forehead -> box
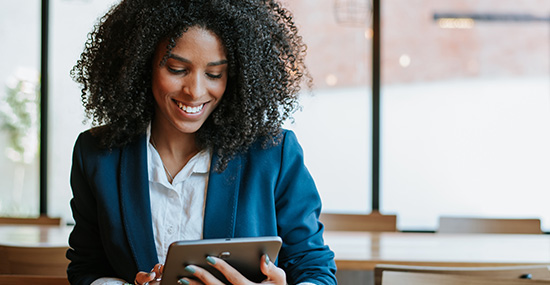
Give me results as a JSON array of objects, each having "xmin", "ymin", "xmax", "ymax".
[{"xmin": 156, "ymin": 27, "xmax": 226, "ymax": 61}]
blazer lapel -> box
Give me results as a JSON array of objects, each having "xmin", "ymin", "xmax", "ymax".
[
  {"xmin": 203, "ymin": 153, "xmax": 242, "ymax": 239},
  {"xmin": 119, "ymin": 134, "xmax": 159, "ymax": 270}
]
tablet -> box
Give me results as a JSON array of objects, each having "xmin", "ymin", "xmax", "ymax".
[{"xmin": 160, "ymin": 236, "xmax": 282, "ymax": 285}]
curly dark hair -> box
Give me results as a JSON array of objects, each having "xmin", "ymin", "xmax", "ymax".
[{"xmin": 71, "ymin": 0, "xmax": 310, "ymax": 171}]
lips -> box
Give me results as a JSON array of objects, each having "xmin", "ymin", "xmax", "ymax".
[{"xmin": 173, "ymin": 100, "xmax": 205, "ymax": 114}]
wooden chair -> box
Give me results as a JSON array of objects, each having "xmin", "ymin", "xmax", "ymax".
[
  {"xmin": 375, "ymin": 264, "xmax": 550, "ymax": 285},
  {"xmin": 319, "ymin": 211, "xmax": 397, "ymax": 232},
  {"xmin": 0, "ymin": 275, "xmax": 69, "ymax": 285},
  {"xmin": 438, "ymin": 216, "xmax": 542, "ymax": 234},
  {"xmin": 0, "ymin": 244, "xmax": 69, "ymax": 276},
  {"xmin": 382, "ymin": 271, "xmax": 550, "ymax": 285},
  {"xmin": 0, "ymin": 215, "xmax": 62, "ymax": 226}
]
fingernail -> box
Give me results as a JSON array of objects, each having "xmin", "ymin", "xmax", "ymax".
[
  {"xmin": 264, "ymin": 254, "xmax": 270, "ymax": 265},
  {"xmin": 184, "ymin": 265, "xmax": 195, "ymax": 274},
  {"xmin": 178, "ymin": 278, "xmax": 190, "ymax": 285},
  {"xmin": 206, "ymin": 256, "xmax": 216, "ymax": 265}
]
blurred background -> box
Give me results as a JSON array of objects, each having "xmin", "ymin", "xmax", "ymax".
[{"xmin": 0, "ymin": 0, "xmax": 549, "ymax": 231}]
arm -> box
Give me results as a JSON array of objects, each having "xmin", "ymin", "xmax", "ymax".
[
  {"xmin": 66, "ymin": 133, "xmax": 119, "ymax": 284},
  {"xmin": 274, "ymin": 130, "xmax": 337, "ymax": 285}
]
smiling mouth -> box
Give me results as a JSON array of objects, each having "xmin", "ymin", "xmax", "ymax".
[{"xmin": 174, "ymin": 100, "xmax": 205, "ymax": 114}]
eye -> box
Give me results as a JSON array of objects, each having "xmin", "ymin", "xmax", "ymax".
[
  {"xmin": 167, "ymin": 66, "xmax": 187, "ymax": 74},
  {"xmin": 206, "ymin": 73, "xmax": 223, "ymax": 79}
]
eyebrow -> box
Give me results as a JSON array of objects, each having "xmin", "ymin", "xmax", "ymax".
[{"xmin": 167, "ymin": 54, "xmax": 228, "ymax": 66}]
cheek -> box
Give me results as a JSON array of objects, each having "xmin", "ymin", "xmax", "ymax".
[
  {"xmin": 211, "ymin": 80, "xmax": 227, "ymax": 99},
  {"xmin": 153, "ymin": 73, "xmax": 179, "ymax": 96}
]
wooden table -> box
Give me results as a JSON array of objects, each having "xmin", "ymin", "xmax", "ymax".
[
  {"xmin": 0, "ymin": 225, "xmax": 73, "ymax": 276},
  {"xmin": 0, "ymin": 225, "xmax": 72, "ymax": 247},
  {"xmin": 1, "ymin": 226, "xmax": 549, "ymax": 272},
  {"xmin": 323, "ymin": 231, "xmax": 550, "ymax": 270}
]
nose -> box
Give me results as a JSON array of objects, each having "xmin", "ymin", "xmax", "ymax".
[{"xmin": 182, "ymin": 72, "xmax": 206, "ymax": 100}]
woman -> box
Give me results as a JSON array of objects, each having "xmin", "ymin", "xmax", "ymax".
[{"xmin": 67, "ymin": 0, "xmax": 337, "ymax": 284}]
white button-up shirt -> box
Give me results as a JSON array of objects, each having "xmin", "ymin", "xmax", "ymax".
[{"xmin": 146, "ymin": 125, "xmax": 211, "ymax": 263}]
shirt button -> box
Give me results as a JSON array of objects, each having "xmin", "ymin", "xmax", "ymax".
[{"xmin": 167, "ymin": 226, "xmax": 174, "ymax": 234}]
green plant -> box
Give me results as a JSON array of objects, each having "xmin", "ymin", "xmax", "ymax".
[{"xmin": 0, "ymin": 67, "xmax": 40, "ymax": 164}]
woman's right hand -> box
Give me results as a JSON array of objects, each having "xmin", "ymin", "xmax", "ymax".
[{"xmin": 134, "ymin": 264, "xmax": 164, "ymax": 285}]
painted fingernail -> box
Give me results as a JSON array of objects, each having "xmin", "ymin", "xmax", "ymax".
[
  {"xmin": 184, "ymin": 265, "xmax": 195, "ymax": 274},
  {"xmin": 178, "ymin": 278, "xmax": 190, "ymax": 285},
  {"xmin": 206, "ymin": 256, "xmax": 216, "ymax": 265},
  {"xmin": 264, "ymin": 254, "xmax": 270, "ymax": 265}
]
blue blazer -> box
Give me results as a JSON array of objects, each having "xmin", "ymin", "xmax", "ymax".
[{"xmin": 66, "ymin": 129, "xmax": 337, "ymax": 284}]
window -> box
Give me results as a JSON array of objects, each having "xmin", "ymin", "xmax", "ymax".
[
  {"xmin": 48, "ymin": 0, "xmax": 119, "ymax": 222},
  {"xmin": 0, "ymin": 1, "xmax": 41, "ymax": 217},
  {"xmin": 380, "ymin": 0, "xmax": 550, "ymax": 231},
  {"xmin": 7, "ymin": 0, "xmax": 548, "ymax": 232},
  {"xmin": 284, "ymin": 0, "xmax": 373, "ymax": 214}
]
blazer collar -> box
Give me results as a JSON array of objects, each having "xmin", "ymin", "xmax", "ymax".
[
  {"xmin": 119, "ymin": 134, "xmax": 159, "ymax": 270},
  {"xmin": 118, "ymin": 137, "xmax": 242, "ymax": 268},
  {"xmin": 203, "ymin": 152, "xmax": 242, "ymax": 239}
]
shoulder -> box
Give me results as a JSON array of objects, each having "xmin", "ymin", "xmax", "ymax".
[
  {"xmin": 76, "ymin": 125, "xmax": 145, "ymax": 148},
  {"xmin": 73, "ymin": 126, "xmax": 145, "ymax": 159},
  {"xmin": 246, "ymin": 129, "xmax": 302, "ymax": 157},
  {"xmin": 234, "ymin": 129, "xmax": 305, "ymax": 173},
  {"xmin": 73, "ymin": 128, "xmax": 103, "ymax": 154}
]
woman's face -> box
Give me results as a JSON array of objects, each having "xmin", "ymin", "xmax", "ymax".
[{"xmin": 151, "ymin": 27, "xmax": 228, "ymax": 135}]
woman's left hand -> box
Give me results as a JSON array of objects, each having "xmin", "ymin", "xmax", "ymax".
[{"xmin": 179, "ymin": 254, "xmax": 286, "ymax": 285}]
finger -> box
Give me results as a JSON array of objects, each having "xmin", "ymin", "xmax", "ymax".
[
  {"xmin": 260, "ymin": 254, "xmax": 286, "ymax": 284},
  {"xmin": 151, "ymin": 263, "xmax": 163, "ymax": 281},
  {"xmin": 176, "ymin": 277, "xmax": 202, "ymax": 285},
  {"xmin": 183, "ymin": 264, "xmax": 225, "ymax": 285},
  {"xmin": 206, "ymin": 256, "xmax": 250, "ymax": 285},
  {"xmin": 135, "ymin": 271, "xmax": 156, "ymax": 285}
]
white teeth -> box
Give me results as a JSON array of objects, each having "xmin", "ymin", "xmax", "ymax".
[{"xmin": 177, "ymin": 102, "xmax": 204, "ymax": 114}]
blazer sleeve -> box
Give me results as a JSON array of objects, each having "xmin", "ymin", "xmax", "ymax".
[
  {"xmin": 274, "ymin": 131, "xmax": 337, "ymax": 285},
  {"xmin": 66, "ymin": 132, "xmax": 118, "ymax": 284}
]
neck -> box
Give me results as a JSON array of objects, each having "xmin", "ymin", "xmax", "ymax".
[{"xmin": 150, "ymin": 118, "xmax": 200, "ymax": 175}]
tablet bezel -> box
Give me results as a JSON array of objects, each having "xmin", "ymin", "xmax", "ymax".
[{"xmin": 160, "ymin": 236, "xmax": 282, "ymax": 285}]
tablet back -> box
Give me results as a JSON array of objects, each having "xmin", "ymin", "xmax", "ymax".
[{"xmin": 161, "ymin": 236, "xmax": 282, "ymax": 285}]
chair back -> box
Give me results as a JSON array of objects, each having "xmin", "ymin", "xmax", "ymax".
[
  {"xmin": 0, "ymin": 244, "xmax": 69, "ymax": 276},
  {"xmin": 319, "ymin": 211, "xmax": 397, "ymax": 232},
  {"xmin": 0, "ymin": 275, "xmax": 69, "ymax": 285},
  {"xmin": 0, "ymin": 215, "xmax": 62, "ymax": 226},
  {"xmin": 375, "ymin": 264, "xmax": 550, "ymax": 285},
  {"xmin": 382, "ymin": 271, "xmax": 550, "ymax": 285},
  {"xmin": 438, "ymin": 216, "xmax": 542, "ymax": 234}
]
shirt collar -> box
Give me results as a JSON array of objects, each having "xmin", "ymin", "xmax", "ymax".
[{"xmin": 146, "ymin": 124, "xmax": 211, "ymax": 186}]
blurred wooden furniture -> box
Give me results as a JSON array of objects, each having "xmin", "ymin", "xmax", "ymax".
[
  {"xmin": 322, "ymin": 231, "xmax": 550, "ymax": 270},
  {"xmin": 374, "ymin": 264, "xmax": 550, "ymax": 285},
  {"xmin": 319, "ymin": 211, "xmax": 397, "ymax": 232},
  {"xmin": 2, "ymin": 224, "xmax": 550, "ymax": 276},
  {"xmin": 0, "ymin": 244, "xmax": 69, "ymax": 276},
  {"xmin": 438, "ymin": 216, "xmax": 542, "ymax": 234},
  {"xmin": 0, "ymin": 225, "xmax": 72, "ymax": 246},
  {"xmin": 0, "ymin": 225, "xmax": 71, "ymax": 280},
  {"xmin": 382, "ymin": 271, "xmax": 550, "ymax": 285},
  {"xmin": 0, "ymin": 215, "xmax": 62, "ymax": 226},
  {"xmin": 0, "ymin": 274, "xmax": 69, "ymax": 285}
]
